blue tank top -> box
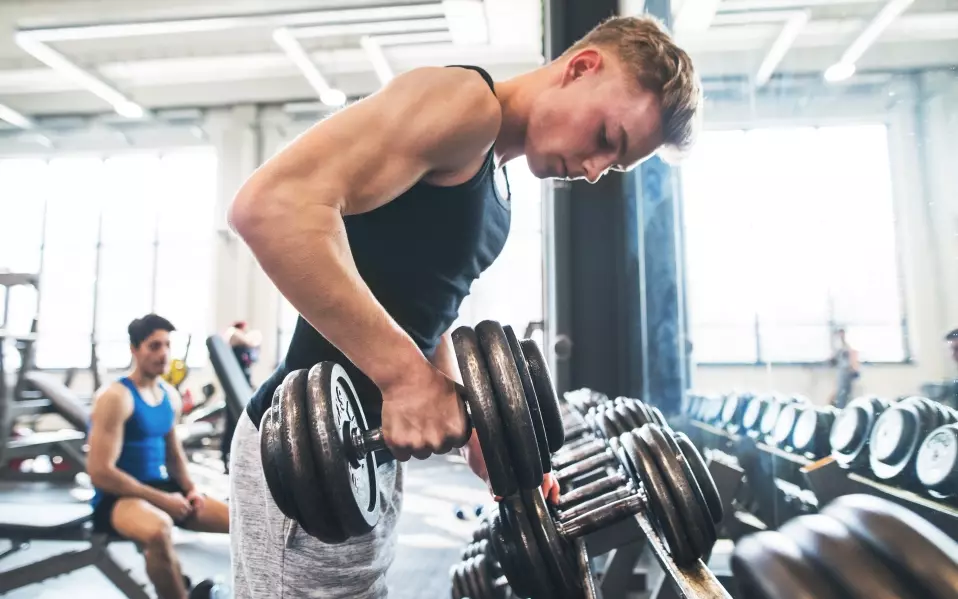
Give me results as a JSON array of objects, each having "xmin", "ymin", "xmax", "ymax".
[
  {"xmin": 246, "ymin": 64, "xmax": 511, "ymax": 434},
  {"xmin": 91, "ymin": 378, "xmax": 174, "ymax": 507}
]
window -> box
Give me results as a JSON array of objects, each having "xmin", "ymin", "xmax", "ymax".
[
  {"xmin": 0, "ymin": 148, "xmax": 217, "ymax": 370},
  {"xmin": 682, "ymin": 125, "xmax": 906, "ymax": 364}
]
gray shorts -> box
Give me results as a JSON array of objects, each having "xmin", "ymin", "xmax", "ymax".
[{"xmin": 229, "ymin": 411, "xmax": 405, "ymax": 598}]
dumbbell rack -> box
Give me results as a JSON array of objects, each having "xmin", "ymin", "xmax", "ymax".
[
  {"xmin": 803, "ymin": 458, "xmax": 958, "ymax": 540},
  {"xmin": 561, "ymin": 424, "xmax": 732, "ymax": 598},
  {"xmin": 684, "ymin": 417, "xmax": 958, "ymax": 543}
]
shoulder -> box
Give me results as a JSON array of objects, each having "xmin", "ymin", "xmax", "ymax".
[
  {"xmin": 385, "ymin": 66, "xmax": 502, "ymax": 163},
  {"xmin": 91, "ymin": 381, "xmax": 134, "ymax": 419},
  {"xmin": 159, "ymin": 380, "xmax": 182, "ymax": 410}
]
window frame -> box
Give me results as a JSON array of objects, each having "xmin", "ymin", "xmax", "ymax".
[
  {"xmin": 682, "ymin": 116, "xmax": 912, "ymax": 367},
  {"xmin": 0, "ymin": 146, "xmax": 217, "ymax": 371}
]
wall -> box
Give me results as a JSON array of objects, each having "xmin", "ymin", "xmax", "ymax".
[{"xmin": 689, "ymin": 72, "xmax": 958, "ymax": 403}]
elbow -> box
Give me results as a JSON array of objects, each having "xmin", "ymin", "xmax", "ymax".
[
  {"xmin": 87, "ymin": 464, "xmax": 111, "ymax": 489},
  {"xmin": 228, "ymin": 181, "xmax": 268, "ymax": 245}
]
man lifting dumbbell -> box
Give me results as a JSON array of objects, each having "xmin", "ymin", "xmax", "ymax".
[
  {"xmin": 87, "ymin": 315, "xmax": 229, "ymax": 599},
  {"xmin": 227, "ymin": 15, "xmax": 701, "ymax": 599}
]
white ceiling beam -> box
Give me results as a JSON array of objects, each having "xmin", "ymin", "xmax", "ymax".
[
  {"xmin": 754, "ymin": 11, "xmax": 810, "ymax": 87},
  {"xmin": 0, "ymin": 103, "xmax": 35, "ymax": 129},
  {"xmin": 825, "ymin": 0, "xmax": 916, "ymax": 81},
  {"xmin": 272, "ymin": 27, "xmax": 346, "ymax": 107},
  {"xmin": 371, "ymin": 31, "xmax": 454, "ymax": 46},
  {"xmin": 290, "ymin": 18, "xmax": 447, "ymax": 38},
  {"xmin": 360, "ymin": 37, "xmax": 393, "ymax": 87},
  {"xmin": 18, "ymin": 4, "xmax": 447, "ymax": 42},
  {"xmin": 720, "ymin": 0, "xmax": 879, "ymax": 11},
  {"xmin": 673, "ymin": 0, "xmax": 723, "ymax": 32},
  {"xmin": 14, "ymin": 33, "xmax": 144, "ymax": 118}
]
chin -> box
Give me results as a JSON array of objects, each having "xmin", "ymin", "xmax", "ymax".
[{"xmin": 526, "ymin": 154, "xmax": 550, "ymax": 179}]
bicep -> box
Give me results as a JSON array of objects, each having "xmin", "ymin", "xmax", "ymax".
[
  {"xmin": 87, "ymin": 392, "xmax": 128, "ymax": 470},
  {"xmin": 234, "ymin": 68, "xmax": 500, "ymax": 219}
]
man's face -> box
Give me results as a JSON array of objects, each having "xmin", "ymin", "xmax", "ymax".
[
  {"xmin": 525, "ymin": 49, "xmax": 665, "ymax": 182},
  {"xmin": 132, "ymin": 330, "xmax": 171, "ymax": 378}
]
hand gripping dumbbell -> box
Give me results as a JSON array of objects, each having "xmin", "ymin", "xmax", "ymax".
[
  {"xmin": 732, "ymin": 494, "xmax": 958, "ymax": 599},
  {"xmin": 259, "ymin": 320, "xmax": 564, "ymax": 543}
]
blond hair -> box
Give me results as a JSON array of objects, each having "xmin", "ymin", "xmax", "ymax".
[{"xmin": 564, "ymin": 15, "xmax": 703, "ymax": 163}]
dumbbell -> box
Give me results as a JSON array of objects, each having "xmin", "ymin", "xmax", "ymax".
[
  {"xmin": 259, "ymin": 320, "xmax": 564, "ymax": 543},
  {"xmin": 766, "ymin": 396, "xmax": 810, "ymax": 449},
  {"xmin": 719, "ymin": 392, "xmax": 752, "ymax": 434},
  {"xmin": 868, "ymin": 396, "xmax": 948, "ymax": 486},
  {"xmin": 916, "ymin": 422, "xmax": 958, "ymax": 499},
  {"xmin": 741, "ymin": 395, "xmax": 771, "ymax": 435},
  {"xmin": 732, "ymin": 494, "xmax": 958, "ymax": 599},
  {"xmin": 791, "ymin": 405, "xmax": 840, "ymax": 459},
  {"xmin": 758, "ymin": 395, "xmax": 796, "ymax": 438},
  {"xmin": 830, "ymin": 395, "xmax": 892, "ymax": 470},
  {"xmin": 451, "ymin": 552, "xmax": 514, "ymax": 599}
]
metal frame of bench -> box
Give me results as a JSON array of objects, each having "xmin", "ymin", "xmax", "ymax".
[{"xmin": 0, "ymin": 513, "xmax": 149, "ymax": 598}]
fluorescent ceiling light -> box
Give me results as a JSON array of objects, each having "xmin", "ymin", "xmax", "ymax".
[
  {"xmin": 361, "ymin": 36, "xmax": 394, "ymax": 86},
  {"xmin": 754, "ymin": 11, "xmax": 809, "ymax": 87},
  {"xmin": 824, "ymin": 0, "xmax": 915, "ymax": 83},
  {"xmin": 14, "ymin": 33, "xmax": 144, "ymax": 118},
  {"xmin": 0, "ymin": 103, "xmax": 35, "ymax": 128},
  {"xmin": 273, "ymin": 27, "xmax": 347, "ymax": 107},
  {"xmin": 290, "ymin": 18, "xmax": 447, "ymax": 38}
]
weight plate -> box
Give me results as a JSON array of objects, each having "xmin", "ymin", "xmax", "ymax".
[
  {"xmin": 615, "ymin": 403, "xmax": 641, "ymax": 431},
  {"xmin": 641, "ymin": 425, "xmax": 713, "ymax": 559},
  {"xmin": 760, "ymin": 400, "xmax": 785, "ymax": 436},
  {"xmin": 519, "ymin": 338, "xmax": 565, "ymax": 453},
  {"xmin": 466, "ymin": 556, "xmax": 485, "ymax": 599},
  {"xmin": 742, "ymin": 396, "xmax": 767, "ymax": 431},
  {"xmin": 771, "ymin": 404, "xmax": 801, "ymax": 448},
  {"xmin": 721, "ymin": 394, "xmax": 740, "ymax": 426},
  {"xmin": 283, "ymin": 369, "xmax": 348, "ymax": 542},
  {"xmin": 869, "ymin": 404, "xmax": 920, "ymax": 481},
  {"xmin": 791, "ymin": 408, "xmax": 818, "ymax": 454},
  {"xmin": 306, "ymin": 362, "xmax": 380, "ymax": 538},
  {"xmin": 649, "ymin": 406, "xmax": 669, "ymax": 430},
  {"xmin": 916, "ymin": 424, "xmax": 958, "ymax": 497},
  {"xmin": 830, "ymin": 406, "xmax": 867, "ymax": 454},
  {"xmin": 476, "ymin": 321, "xmax": 544, "ymax": 489},
  {"xmin": 499, "ymin": 497, "xmax": 560, "ymax": 599},
  {"xmin": 260, "ymin": 399, "xmax": 297, "ymax": 523},
  {"xmin": 674, "ymin": 432, "xmax": 724, "ymax": 525},
  {"xmin": 453, "ymin": 326, "xmax": 517, "ymax": 497},
  {"xmin": 781, "ymin": 514, "xmax": 920, "ymax": 599},
  {"xmin": 823, "ymin": 494, "xmax": 958, "ymax": 599},
  {"xmin": 627, "ymin": 429, "xmax": 697, "ymax": 566},
  {"xmin": 596, "ymin": 409, "xmax": 620, "ymax": 441},
  {"xmin": 622, "ymin": 399, "xmax": 650, "ymax": 427},
  {"xmin": 490, "ymin": 511, "xmax": 533, "ymax": 599},
  {"xmin": 274, "ymin": 378, "xmax": 304, "ymax": 524},
  {"xmin": 504, "ymin": 325, "xmax": 551, "ymax": 473},
  {"xmin": 521, "ymin": 488, "xmax": 580, "ymax": 599},
  {"xmin": 732, "ymin": 530, "xmax": 846, "ymax": 599}
]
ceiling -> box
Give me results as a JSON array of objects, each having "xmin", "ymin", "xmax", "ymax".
[{"xmin": 0, "ymin": 0, "xmax": 954, "ymax": 130}]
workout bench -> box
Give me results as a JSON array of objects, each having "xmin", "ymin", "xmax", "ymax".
[{"xmin": 0, "ymin": 504, "xmax": 149, "ymax": 598}]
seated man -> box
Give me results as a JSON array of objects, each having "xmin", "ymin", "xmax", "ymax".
[{"xmin": 88, "ymin": 313, "xmax": 229, "ymax": 599}]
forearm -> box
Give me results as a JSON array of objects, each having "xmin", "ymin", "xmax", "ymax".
[
  {"xmin": 166, "ymin": 448, "xmax": 194, "ymax": 494},
  {"xmin": 90, "ymin": 467, "xmax": 169, "ymax": 503},
  {"xmin": 233, "ymin": 198, "xmax": 427, "ymax": 389}
]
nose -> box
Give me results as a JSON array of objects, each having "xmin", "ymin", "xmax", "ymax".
[{"xmin": 583, "ymin": 157, "xmax": 614, "ymax": 184}]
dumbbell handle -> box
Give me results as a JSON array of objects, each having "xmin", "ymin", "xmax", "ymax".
[
  {"xmin": 555, "ymin": 485, "xmax": 635, "ymax": 522},
  {"xmin": 558, "ymin": 471, "xmax": 629, "ymax": 508},
  {"xmin": 558, "ymin": 493, "xmax": 644, "ymax": 539},
  {"xmin": 556, "ymin": 449, "xmax": 616, "ymax": 482},
  {"xmin": 347, "ymin": 383, "xmax": 472, "ymax": 464},
  {"xmin": 553, "ymin": 439, "xmax": 607, "ymax": 470}
]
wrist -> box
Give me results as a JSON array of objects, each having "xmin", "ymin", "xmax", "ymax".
[{"xmin": 370, "ymin": 343, "xmax": 431, "ymax": 396}]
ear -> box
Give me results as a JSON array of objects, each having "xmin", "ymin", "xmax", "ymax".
[{"xmin": 561, "ymin": 48, "xmax": 603, "ymax": 86}]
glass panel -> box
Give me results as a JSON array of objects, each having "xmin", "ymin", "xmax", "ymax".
[
  {"xmin": 0, "ymin": 159, "xmax": 47, "ymax": 273},
  {"xmin": 157, "ymin": 149, "xmax": 218, "ymax": 241},
  {"xmin": 45, "ymin": 158, "xmax": 103, "ymax": 249},
  {"xmin": 155, "ymin": 241, "xmax": 213, "ymax": 367},
  {"xmin": 96, "ymin": 243, "xmax": 155, "ymax": 348},
  {"xmin": 691, "ymin": 326, "xmax": 758, "ymax": 364},
  {"xmin": 36, "ymin": 247, "xmax": 96, "ymax": 368},
  {"xmin": 759, "ymin": 326, "xmax": 832, "ymax": 364},
  {"xmin": 100, "ymin": 155, "xmax": 161, "ymax": 244}
]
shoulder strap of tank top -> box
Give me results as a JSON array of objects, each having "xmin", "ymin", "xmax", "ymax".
[
  {"xmin": 118, "ymin": 377, "xmax": 142, "ymax": 404},
  {"xmin": 447, "ymin": 65, "xmax": 496, "ymax": 96}
]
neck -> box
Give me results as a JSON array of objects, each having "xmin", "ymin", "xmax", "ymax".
[
  {"xmin": 493, "ymin": 65, "xmax": 559, "ymax": 168},
  {"xmin": 129, "ymin": 368, "xmax": 156, "ymax": 388}
]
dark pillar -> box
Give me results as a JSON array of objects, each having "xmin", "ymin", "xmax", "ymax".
[
  {"xmin": 544, "ymin": 0, "xmax": 643, "ymax": 401},
  {"xmin": 544, "ymin": 0, "xmax": 688, "ymax": 414}
]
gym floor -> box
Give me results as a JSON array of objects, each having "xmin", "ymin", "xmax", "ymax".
[{"xmin": 0, "ymin": 454, "xmax": 490, "ymax": 599}]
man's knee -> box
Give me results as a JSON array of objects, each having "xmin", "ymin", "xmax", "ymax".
[{"xmin": 143, "ymin": 515, "xmax": 175, "ymax": 552}]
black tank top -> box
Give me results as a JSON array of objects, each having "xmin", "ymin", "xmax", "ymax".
[{"xmin": 246, "ymin": 65, "xmax": 511, "ymax": 435}]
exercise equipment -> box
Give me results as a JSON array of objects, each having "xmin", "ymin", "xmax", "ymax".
[
  {"xmin": 830, "ymin": 395, "xmax": 891, "ymax": 469},
  {"xmin": 916, "ymin": 423, "xmax": 958, "ymax": 499},
  {"xmin": 791, "ymin": 405, "xmax": 839, "ymax": 459},
  {"xmin": 259, "ymin": 321, "xmax": 559, "ymax": 543},
  {"xmin": 869, "ymin": 396, "xmax": 943, "ymax": 485},
  {"xmin": 732, "ymin": 494, "xmax": 958, "ymax": 599}
]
